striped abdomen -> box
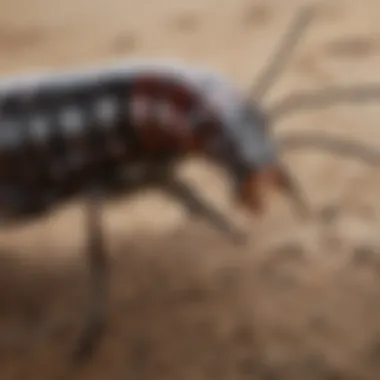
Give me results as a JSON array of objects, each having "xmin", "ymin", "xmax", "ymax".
[
  {"xmin": 0, "ymin": 77, "xmax": 134, "ymax": 201},
  {"xmin": 0, "ymin": 67, "xmax": 219, "ymax": 216}
]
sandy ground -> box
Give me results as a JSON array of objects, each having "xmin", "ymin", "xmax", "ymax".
[{"xmin": 0, "ymin": 0, "xmax": 380, "ymax": 379}]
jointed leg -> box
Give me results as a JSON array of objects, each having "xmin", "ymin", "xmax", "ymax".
[
  {"xmin": 72, "ymin": 188, "xmax": 108, "ymax": 364},
  {"xmin": 162, "ymin": 175, "xmax": 247, "ymax": 245},
  {"xmin": 99, "ymin": 162, "xmax": 248, "ymax": 245}
]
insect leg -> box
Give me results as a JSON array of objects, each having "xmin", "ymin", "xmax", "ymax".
[
  {"xmin": 277, "ymin": 131, "xmax": 380, "ymax": 166},
  {"xmin": 73, "ymin": 187, "xmax": 108, "ymax": 364},
  {"xmin": 269, "ymin": 83, "xmax": 380, "ymax": 120},
  {"xmin": 161, "ymin": 173, "xmax": 247, "ymax": 245},
  {"xmin": 90, "ymin": 162, "xmax": 247, "ymax": 244}
]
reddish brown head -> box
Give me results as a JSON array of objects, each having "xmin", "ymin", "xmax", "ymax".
[
  {"xmin": 237, "ymin": 163, "xmax": 309, "ymax": 218},
  {"xmin": 199, "ymin": 101, "xmax": 310, "ymax": 219}
]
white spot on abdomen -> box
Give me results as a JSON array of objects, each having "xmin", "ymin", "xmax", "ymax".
[
  {"xmin": 95, "ymin": 96, "xmax": 119, "ymax": 127},
  {"xmin": 129, "ymin": 95, "xmax": 150, "ymax": 128},
  {"xmin": 0, "ymin": 121, "xmax": 20, "ymax": 148},
  {"xmin": 59, "ymin": 106, "xmax": 84, "ymax": 135},
  {"xmin": 30, "ymin": 114, "xmax": 50, "ymax": 143}
]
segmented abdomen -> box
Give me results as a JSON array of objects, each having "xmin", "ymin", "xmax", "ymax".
[
  {"xmin": 0, "ymin": 67, "xmax": 219, "ymax": 203},
  {"xmin": 0, "ymin": 78, "xmax": 131, "ymax": 197}
]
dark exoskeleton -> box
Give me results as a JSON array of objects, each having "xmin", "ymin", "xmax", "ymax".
[{"xmin": 1, "ymin": 3, "xmax": 380, "ymax": 366}]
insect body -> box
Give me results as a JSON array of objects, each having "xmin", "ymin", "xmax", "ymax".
[
  {"xmin": 2, "ymin": 3, "xmax": 380, "ymax": 366},
  {"xmin": 0, "ymin": 58, "xmax": 298, "ymax": 237},
  {"xmin": 0, "ymin": 60, "xmax": 286, "ymax": 362},
  {"xmin": 0, "ymin": 70, "xmax": 176, "ymax": 217},
  {"xmin": 0, "ymin": 65, "xmax": 238, "ymax": 213}
]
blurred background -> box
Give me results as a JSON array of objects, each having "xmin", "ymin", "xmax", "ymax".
[{"xmin": 0, "ymin": 0, "xmax": 380, "ymax": 379}]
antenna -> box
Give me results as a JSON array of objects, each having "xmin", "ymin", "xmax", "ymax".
[
  {"xmin": 268, "ymin": 83, "xmax": 380, "ymax": 120},
  {"xmin": 249, "ymin": 3, "xmax": 317, "ymax": 103},
  {"xmin": 277, "ymin": 131, "xmax": 380, "ymax": 166}
]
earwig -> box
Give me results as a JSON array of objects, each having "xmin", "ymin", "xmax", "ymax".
[{"xmin": 2, "ymin": 2, "xmax": 380, "ymax": 366}]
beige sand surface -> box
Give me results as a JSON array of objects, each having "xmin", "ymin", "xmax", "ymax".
[{"xmin": 0, "ymin": 0, "xmax": 380, "ymax": 379}]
